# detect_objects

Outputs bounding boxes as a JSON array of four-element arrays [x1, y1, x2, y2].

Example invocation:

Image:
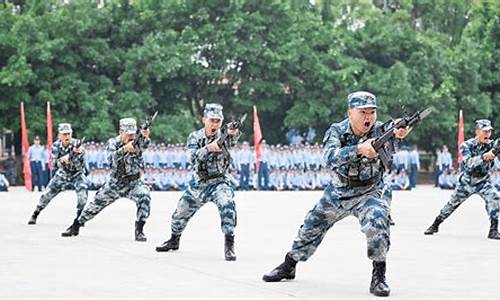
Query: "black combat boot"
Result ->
[[262, 253, 297, 282], [370, 261, 391, 297], [156, 234, 181, 252], [28, 210, 40, 225], [76, 209, 85, 227], [224, 234, 236, 261], [61, 219, 82, 237], [135, 221, 147, 242], [424, 216, 444, 235], [488, 219, 500, 240]]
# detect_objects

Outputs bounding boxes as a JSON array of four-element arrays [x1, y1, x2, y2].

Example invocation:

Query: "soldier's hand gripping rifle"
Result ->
[[216, 113, 247, 151], [64, 137, 85, 172], [130, 111, 158, 153], [371, 107, 433, 170], [119, 112, 158, 161], [485, 138, 500, 157]]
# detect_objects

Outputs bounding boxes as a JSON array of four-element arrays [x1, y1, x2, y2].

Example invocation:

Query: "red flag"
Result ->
[[457, 109, 464, 165], [46, 102, 53, 169], [20, 102, 32, 191], [253, 106, 263, 173]]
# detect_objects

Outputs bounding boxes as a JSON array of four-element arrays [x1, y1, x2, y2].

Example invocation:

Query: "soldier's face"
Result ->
[[120, 131, 136, 143], [476, 129, 492, 143], [59, 133, 72, 146], [348, 108, 377, 136], [203, 117, 222, 137]]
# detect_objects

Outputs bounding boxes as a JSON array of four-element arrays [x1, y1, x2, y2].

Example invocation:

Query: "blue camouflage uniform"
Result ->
[[436, 133, 499, 222], [425, 119, 500, 240], [29, 123, 89, 221], [77, 118, 151, 225], [287, 92, 397, 263], [168, 104, 240, 237]]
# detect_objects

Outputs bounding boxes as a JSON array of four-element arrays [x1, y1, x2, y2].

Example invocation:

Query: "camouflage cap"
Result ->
[[204, 103, 224, 120], [58, 123, 72, 134], [475, 119, 493, 130], [119, 118, 137, 134], [347, 91, 377, 109]]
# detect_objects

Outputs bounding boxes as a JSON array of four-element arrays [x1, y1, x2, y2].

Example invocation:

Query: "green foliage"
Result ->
[[0, 0, 498, 154]]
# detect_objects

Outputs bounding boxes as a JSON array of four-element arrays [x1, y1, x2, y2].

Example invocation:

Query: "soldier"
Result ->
[[424, 119, 500, 240], [27, 124, 88, 225], [262, 91, 410, 297], [155, 103, 240, 261], [60, 118, 151, 241]]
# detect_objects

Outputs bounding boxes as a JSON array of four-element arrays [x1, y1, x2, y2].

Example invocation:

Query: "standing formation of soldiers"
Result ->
[[26, 94, 500, 297]]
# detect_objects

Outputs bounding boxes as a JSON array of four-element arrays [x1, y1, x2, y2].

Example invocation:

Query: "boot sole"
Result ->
[[225, 257, 237, 261], [155, 247, 179, 252], [262, 275, 295, 282]]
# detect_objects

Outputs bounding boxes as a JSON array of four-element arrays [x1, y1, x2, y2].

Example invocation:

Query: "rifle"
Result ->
[[118, 111, 158, 162], [217, 113, 247, 151], [486, 138, 500, 157], [64, 137, 85, 173], [368, 107, 432, 170]]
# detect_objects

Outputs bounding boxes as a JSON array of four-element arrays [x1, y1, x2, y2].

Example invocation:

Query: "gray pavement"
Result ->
[[1, 186, 499, 299]]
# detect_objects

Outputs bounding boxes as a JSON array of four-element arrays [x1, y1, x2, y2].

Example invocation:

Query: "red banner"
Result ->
[[253, 106, 263, 173], [47, 102, 53, 169], [457, 109, 464, 165], [20, 102, 32, 191]]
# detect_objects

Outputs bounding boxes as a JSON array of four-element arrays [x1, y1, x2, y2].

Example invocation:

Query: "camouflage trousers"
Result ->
[[170, 179, 236, 236], [78, 178, 151, 224], [289, 184, 390, 262], [438, 178, 499, 221], [35, 173, 88, 215]]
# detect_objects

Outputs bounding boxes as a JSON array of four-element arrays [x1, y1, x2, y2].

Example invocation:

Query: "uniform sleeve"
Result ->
[[186, 132, 208, 165], [461, 142, 484, 171], [51, 144, 62, 170], [107, 139, 125, 167], [322, 125, 358, 169]]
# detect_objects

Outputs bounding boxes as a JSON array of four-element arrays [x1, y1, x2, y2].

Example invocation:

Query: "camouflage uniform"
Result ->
[[170, 112, 239, 236], [29, 123, 88, 223], [425, 119, 500, 239], [62, 118, 151, 241], [157, 103, 240, 260], [78, 134, 151, 224], [437, 138, 499, 221], [289, 117, 395, 262], [263, 91, 396, 296]]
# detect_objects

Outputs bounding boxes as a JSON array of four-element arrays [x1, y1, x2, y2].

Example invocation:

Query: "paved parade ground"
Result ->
[[1, 186, 499, 299]]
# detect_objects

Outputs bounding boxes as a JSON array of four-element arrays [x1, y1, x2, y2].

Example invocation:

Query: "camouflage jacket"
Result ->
[[107, 135, 150, 182], [459, 138, 496, 184], [51, 139, 86, 178], [186, 128, 240, 182], [323, 119, 398, 198]]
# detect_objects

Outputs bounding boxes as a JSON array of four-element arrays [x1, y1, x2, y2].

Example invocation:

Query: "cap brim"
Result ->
[[480, 126, 493, 131], [355, 105, 377, 109], [59, 130, 72, 134], [124, 129, 137, 134], [205, 113, 223, 119]]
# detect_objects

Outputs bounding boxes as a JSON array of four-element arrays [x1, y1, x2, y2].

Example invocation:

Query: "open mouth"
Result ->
[[211, 128, 217, 134], [364, 121, 371, 129]]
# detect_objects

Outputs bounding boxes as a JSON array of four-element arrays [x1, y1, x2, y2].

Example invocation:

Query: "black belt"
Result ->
[[339, 175, 381, 187]]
